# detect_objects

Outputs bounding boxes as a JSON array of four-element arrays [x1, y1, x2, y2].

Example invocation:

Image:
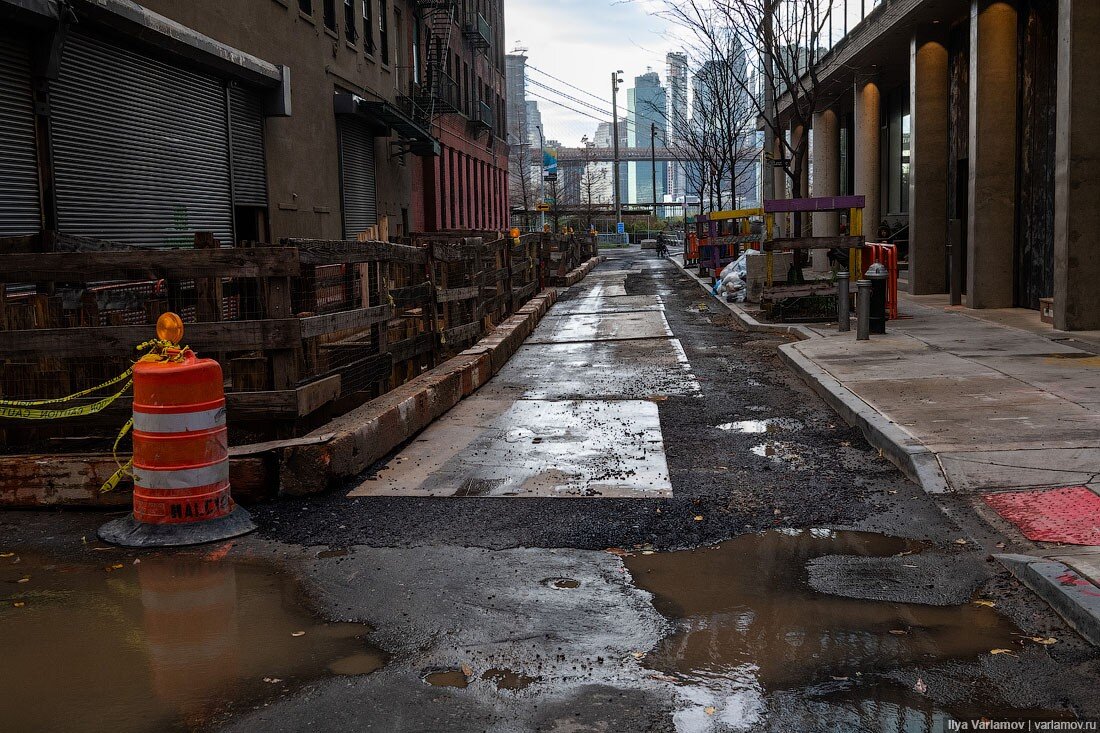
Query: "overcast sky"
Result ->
[[505, 0, 679, 146]]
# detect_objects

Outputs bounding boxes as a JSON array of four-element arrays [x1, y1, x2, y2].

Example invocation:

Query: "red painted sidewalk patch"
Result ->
[[983, 486, 1100, 545]]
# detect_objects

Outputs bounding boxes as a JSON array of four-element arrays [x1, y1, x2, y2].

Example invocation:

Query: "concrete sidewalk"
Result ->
[[671, 253, 1100, 645]]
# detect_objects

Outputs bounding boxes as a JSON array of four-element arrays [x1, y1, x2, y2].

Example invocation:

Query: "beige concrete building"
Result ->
[[790, 0, 1098, 331]]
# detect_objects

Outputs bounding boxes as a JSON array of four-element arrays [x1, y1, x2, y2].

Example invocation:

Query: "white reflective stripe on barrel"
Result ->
[[132, 406, 226, 434], [133, 461, 230, 490]]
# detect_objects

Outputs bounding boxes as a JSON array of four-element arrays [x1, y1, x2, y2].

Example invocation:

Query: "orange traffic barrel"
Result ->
[[99, 349, 255, 547]]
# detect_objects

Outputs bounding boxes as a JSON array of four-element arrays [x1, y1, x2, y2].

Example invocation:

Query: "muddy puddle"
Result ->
[[624, 529, 1062, 730], [0, 549, 384, 733]]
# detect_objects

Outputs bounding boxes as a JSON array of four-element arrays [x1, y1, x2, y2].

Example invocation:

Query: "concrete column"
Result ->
[[909, 32, 950, 294], [811, 108, 840, 271], [967, 0, 1017, 308], [853, 76, 881, 238], [1054, 0, 1100, 329]]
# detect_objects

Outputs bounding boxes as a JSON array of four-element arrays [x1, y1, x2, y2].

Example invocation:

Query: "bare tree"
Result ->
[[577, 144, 610, 231], [508, 142, 536, 230], [653, 0, 834, 222]]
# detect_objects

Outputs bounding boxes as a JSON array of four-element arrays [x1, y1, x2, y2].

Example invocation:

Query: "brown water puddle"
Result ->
[[0, 549, 384, 733], [623, 530, 1060, 729]]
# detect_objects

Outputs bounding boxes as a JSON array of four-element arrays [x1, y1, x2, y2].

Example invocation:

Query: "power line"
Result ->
[[526, 64, 614, 107], [526, 76, 615, 119]]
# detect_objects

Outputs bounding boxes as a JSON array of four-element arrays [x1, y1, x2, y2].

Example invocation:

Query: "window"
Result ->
[[323, 0, 336, 31], [412, 13, 421, 84], [344, 0, 358, 42], [298, 0, 312, 14], [362, 0, 374, 54], [378, 0, 389, 65]]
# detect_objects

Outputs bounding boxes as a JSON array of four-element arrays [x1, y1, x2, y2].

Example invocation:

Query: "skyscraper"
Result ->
[[665, 53, 689, 201], [627, 70, 667, 208]]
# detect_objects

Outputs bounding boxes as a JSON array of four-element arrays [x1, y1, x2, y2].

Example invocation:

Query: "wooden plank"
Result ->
[[0, 247, 301, 281], [262, 274, 298, 390], [442, 321, 482, 344], [0, 319, 301, 357], [764, 236, 865, 251], [512, 281, 538, 302], [300, 304, 393, 339], [284, 239, 427, 265], [227, 377, 340, 419], [297, 374, 341, 416], [193, 232, 224, 323], [389, 332, 435, 362], [761, 282, 839, 299], [709, 207, 763, 221], [390, 282, 432, 307], [436, 286, 480, 304], [763, 196, 866, 213], [0, 234, 41, 253]]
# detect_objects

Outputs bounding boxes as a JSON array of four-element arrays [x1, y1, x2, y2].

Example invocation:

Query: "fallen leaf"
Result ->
[[291, 631, 306, 637], [461, 664, 473, 677], [641, 550, 655, 555], [954, 539, 968, 545], [1027, 637, 1058, 646], [704, 706, 716, 716], [889, 629, 908, 636], [990, 649, 1016, 656], [693, 515, 704, 522], [16, 577, 29, 584], [631, 651, 646, 660], [12, 601, 25, 608], [973, 599, 996, 608], [0, 552, 15, 558], [914, 677, 927, 694], [262, 677, 282, 684], [605, 547, 630, 557]]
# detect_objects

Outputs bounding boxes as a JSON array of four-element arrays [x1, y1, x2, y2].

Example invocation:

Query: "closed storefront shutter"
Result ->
[[229, 83, 267, 207], [51, 32, 233, 247], [0, 36, 41, 237], [338, 116, 378, 238]]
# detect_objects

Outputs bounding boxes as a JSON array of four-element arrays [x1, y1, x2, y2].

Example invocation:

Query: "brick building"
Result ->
[[0, 0, 507, 244]]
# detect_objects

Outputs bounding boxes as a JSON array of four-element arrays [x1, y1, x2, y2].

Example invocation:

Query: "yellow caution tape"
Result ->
[[100, 417, 134, 494], [0, 368, 134, 407], [0, 379, 133, 420]]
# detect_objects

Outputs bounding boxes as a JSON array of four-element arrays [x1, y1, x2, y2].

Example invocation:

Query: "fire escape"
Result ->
[[400, 0, 461, 128]]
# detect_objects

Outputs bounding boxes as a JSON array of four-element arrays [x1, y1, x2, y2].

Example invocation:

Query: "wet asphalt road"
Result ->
[[4, 247, 1100, 732]]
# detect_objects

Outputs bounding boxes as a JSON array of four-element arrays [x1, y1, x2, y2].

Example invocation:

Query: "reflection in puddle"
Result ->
[[750, 441, 805, 467], [716, 418, 803, 434], [624, 530, 1042, 732], [0, 550, 384, 733], [542, 577, 581, 589]]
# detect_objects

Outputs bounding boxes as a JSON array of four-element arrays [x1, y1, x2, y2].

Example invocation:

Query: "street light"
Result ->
[[535, 123, 546, 232], [611, 70, 624, 235]]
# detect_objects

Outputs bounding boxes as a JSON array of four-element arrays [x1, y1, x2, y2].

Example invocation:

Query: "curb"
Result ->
[[995, 554, 1100, 646], [669, 254, 949, 492]]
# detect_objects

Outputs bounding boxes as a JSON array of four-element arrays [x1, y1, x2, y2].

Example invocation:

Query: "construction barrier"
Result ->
[[99, 314, 255, 547]]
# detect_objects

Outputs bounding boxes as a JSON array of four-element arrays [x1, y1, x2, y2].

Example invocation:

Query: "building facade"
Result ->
[[665, 52, 689, 201], [793, 0, 1099, 331], [0, 0, 508, 246]]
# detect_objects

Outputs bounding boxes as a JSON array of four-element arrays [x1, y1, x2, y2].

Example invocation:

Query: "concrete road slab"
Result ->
[[478, 338, 699, 400], [527, 310, 673, 344], [349, 399, 672, 498], [547, 294, 665, 316], [938, 448, 1100, 491]]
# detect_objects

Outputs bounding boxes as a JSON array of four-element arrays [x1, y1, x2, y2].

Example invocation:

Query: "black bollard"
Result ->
[[866, 262, 888, 334]]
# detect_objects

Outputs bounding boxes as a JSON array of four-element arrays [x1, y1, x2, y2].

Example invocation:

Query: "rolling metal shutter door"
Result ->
[[339, 117, 377, 238], [229, 84, 267, 207], [0, 37, 41, 237], [51, 32, 233, 247]]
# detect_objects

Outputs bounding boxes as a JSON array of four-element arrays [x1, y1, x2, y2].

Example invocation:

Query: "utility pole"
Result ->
[[650, 121, 658, 230], [611, 70, 623, 233], [535, 123, 546, 231], [762, 0, 780, 235]]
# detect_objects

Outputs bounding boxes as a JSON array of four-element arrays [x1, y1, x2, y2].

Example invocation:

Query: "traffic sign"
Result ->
[[536, 203, 551, 212], [616, 222, 625, 234]]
